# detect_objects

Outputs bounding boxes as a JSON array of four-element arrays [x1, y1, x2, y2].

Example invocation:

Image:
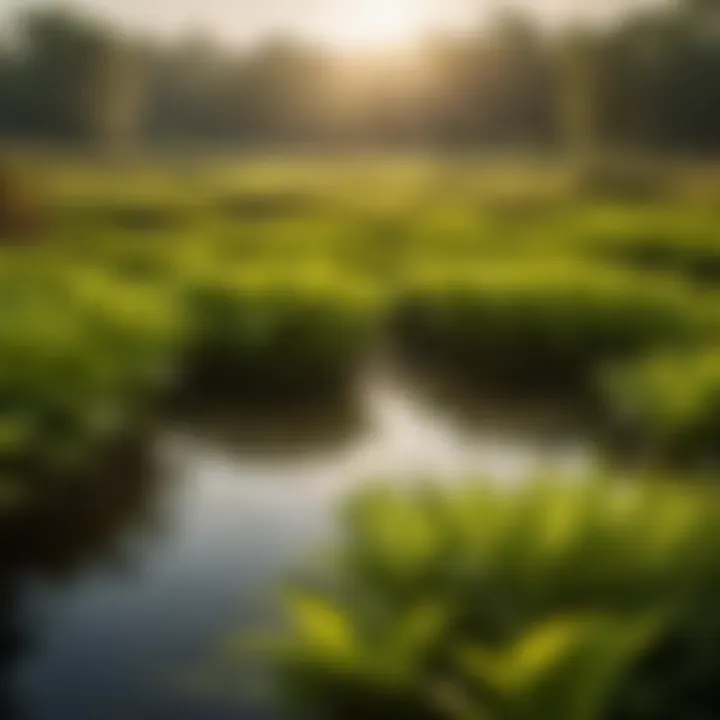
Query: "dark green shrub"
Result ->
[[182, 263, 384, 397], [396, 263, 710, 389]]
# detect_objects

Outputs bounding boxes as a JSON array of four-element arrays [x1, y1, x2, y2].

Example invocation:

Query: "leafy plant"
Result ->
[[397, 263, 710, 388], [603, 348, 720, 464], [182, 262, 384, 396], [0, 259, 183, 480], [270, 479, 720, 719]]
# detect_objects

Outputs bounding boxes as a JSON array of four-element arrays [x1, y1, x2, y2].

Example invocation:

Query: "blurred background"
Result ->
[[0, 0, 717, 155]]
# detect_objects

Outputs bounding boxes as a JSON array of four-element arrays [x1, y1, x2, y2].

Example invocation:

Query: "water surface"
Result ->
[[0, 368, 596, 720]]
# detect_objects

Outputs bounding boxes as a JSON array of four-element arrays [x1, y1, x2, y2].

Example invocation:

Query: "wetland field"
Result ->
[[1, 156, 720, 719]]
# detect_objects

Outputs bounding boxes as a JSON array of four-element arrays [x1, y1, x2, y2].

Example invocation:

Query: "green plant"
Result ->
[[270, 479, 720, 720], [0, 259, 183, 481], [182, 262, 384, 397], [397, 263, 710, 389], [603, 348, 720, 463], [570, 208, 720, 282]]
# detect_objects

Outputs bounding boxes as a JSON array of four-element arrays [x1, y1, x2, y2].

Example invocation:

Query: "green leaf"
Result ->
[[285, 591, 358, 660]]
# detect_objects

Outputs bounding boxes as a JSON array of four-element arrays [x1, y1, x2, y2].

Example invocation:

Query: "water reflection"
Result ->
[[389, 358, 602, 454], [0, 366, 596, 720], [0, 445, 166, 718], [171, 389, 368, 460], [0, 579, 24, 719]]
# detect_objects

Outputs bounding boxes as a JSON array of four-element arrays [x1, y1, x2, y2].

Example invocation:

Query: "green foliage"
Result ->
[[57, 195, 196, 233], [569, 207, 720, 281], [1, 157, 719, 490], [272, 480, 720, 719], [2, 156, 720, 720], [603, 348, 720, 463], [181, 262, 384, 395], [0, 258, 183, 479], [457, 613, 660, 720], [397, 263, 710, 388]]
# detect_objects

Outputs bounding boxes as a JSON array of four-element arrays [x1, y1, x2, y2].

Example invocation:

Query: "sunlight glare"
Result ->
[[318, 0, 437, 50]]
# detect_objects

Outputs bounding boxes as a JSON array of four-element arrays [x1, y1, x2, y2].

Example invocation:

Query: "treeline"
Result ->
[[0, 1, 718, 151]]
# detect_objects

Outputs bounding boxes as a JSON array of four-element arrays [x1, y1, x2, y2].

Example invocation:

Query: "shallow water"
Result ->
[[0, 368, 596, 720]]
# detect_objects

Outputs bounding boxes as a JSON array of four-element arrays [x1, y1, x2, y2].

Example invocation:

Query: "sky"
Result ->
[[0, 0, 664, 48]]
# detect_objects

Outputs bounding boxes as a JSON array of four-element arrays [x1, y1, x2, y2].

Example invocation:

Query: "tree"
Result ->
[[558, 30, 604, 157], [17, 8, 145, 149]]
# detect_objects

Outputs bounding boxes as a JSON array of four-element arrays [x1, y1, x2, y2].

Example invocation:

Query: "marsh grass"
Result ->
[[1, 157, 719, 488], [181, 263, 385, 398], [2, 156, 720, 719], [214, 189, 332, 222], [395, 262, 712, 391], [0, 259, 183, 480]]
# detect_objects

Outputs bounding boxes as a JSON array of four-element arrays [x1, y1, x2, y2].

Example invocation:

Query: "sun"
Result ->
[[317, 0, 435, 50]]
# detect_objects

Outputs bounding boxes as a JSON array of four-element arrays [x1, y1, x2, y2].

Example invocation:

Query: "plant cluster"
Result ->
[[272, 479, 720, 720]]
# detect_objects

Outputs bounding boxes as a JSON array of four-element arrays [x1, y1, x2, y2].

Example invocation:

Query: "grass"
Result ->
[[181, 262, 384, 396], [0, 155, 719, 485], [396, 262, 714, 389], [566, 207, 720, 282]]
